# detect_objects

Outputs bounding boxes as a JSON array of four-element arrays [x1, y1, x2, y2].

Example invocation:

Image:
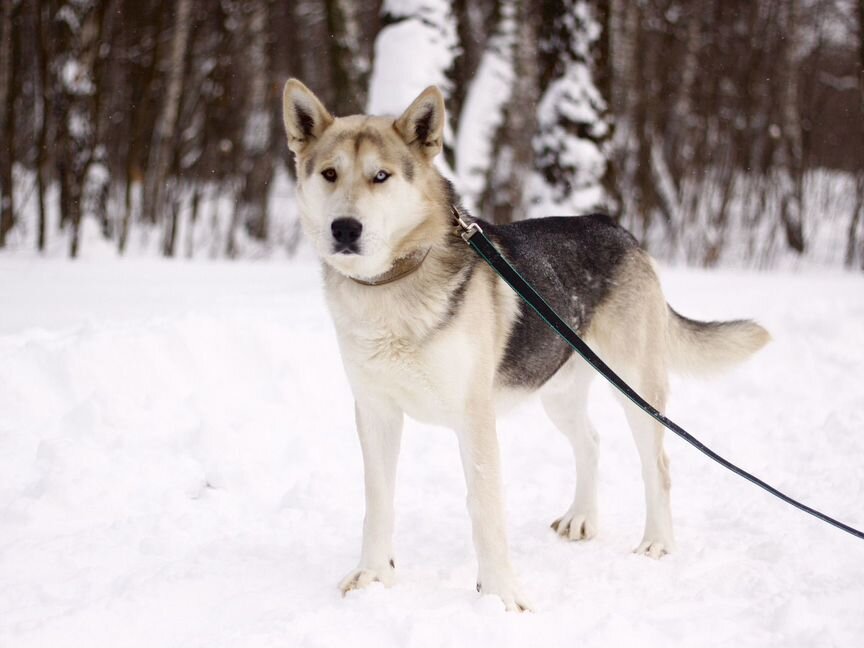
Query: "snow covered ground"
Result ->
[[1, 258, 862, 647]]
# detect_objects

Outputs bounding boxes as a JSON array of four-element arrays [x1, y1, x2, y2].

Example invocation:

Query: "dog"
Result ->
[[281, 79, 770, 611]]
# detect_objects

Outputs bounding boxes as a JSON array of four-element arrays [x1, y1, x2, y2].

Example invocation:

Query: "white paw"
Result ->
[[634, 539, 673, 559], [338, 560, 396, 596], [550, 510, 597, 541], [476, 572, 533, 612]]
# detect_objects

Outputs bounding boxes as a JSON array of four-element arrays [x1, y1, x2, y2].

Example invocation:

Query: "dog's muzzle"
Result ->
[[331, 217, 362, 254]]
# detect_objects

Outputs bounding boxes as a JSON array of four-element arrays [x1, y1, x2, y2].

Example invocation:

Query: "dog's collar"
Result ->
[[349, 247, 431, 287]]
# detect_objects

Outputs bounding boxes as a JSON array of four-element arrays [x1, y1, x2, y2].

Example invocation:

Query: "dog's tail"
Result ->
[[666, 307, 770, 375]]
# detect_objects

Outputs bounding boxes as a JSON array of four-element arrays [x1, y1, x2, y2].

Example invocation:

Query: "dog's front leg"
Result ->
[[339, 397, 403, 595], [457, 406, 531, 612]]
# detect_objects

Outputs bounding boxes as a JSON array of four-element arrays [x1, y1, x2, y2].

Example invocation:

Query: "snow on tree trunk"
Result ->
[[52, 0, 107, 258], [527, 0, 611, 217], [367, 0, 458, 174], [455, 0, 517, 215], [472, 0, 538, 224]]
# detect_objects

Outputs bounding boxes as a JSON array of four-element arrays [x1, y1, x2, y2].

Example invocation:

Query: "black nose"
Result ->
[[331, 218, 362, 248]]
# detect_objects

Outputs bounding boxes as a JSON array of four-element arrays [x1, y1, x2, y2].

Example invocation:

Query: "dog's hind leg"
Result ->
[[541, 360, 599, 541], [339, 397, 403, 595], [613, 363, 675, 558]]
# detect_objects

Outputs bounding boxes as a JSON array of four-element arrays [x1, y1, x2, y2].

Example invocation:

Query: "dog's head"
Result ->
[[282, 79, 448, 279]]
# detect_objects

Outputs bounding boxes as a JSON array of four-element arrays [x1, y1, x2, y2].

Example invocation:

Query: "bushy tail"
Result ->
[[666, 307, 771, 375]]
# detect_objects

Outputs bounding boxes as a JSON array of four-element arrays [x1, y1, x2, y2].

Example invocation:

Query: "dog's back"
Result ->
[[487, 213, 639, 389], [485, 213, 769, 393]]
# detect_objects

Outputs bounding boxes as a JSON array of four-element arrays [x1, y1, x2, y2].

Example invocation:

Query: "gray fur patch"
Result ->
[[486, 214, 639, 389], [436, 263, 476, 331], [304, 155, 315, 178], [354, 130, 384, 153], [402, 158, 415, 182]]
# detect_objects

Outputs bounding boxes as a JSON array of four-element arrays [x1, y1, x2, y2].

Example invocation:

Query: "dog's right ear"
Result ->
[[282, 79, 334, 154]]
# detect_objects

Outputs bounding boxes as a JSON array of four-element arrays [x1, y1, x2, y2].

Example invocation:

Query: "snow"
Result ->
[[528, 0, 610, 216], [366, 1, 458, 116], [1, 258, 863, 647], [366, 0, 458, 181]]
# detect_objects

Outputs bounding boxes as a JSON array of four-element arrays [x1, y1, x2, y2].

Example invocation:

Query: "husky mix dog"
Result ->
[[282, 79, 770, 611]]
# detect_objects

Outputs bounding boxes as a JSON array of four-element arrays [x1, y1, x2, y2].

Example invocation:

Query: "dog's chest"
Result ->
[[328, 290, 474, 426]]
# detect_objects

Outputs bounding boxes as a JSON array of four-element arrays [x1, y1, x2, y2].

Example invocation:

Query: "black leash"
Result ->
[[454, 212, 864, 542]]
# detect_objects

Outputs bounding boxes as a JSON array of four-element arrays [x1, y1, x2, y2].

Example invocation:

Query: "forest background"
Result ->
[[0, 0, 862, 269]]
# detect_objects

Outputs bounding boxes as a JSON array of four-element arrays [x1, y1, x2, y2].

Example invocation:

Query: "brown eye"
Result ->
[[321, 168, 338, 182], [373, 170, 391, 184]]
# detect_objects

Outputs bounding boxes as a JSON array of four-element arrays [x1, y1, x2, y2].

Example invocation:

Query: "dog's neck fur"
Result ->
[[322, 191, 479, 343]]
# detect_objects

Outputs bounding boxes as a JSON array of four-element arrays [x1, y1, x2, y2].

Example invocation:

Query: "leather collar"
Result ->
[[349, 247, 431, 286]]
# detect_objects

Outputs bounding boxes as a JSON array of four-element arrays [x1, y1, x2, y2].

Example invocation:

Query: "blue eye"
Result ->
[[373, 170, 391, 183]]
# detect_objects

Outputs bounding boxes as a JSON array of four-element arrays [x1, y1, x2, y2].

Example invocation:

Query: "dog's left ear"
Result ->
[[394, 86, 446, 159], [282, 79, 334, 154]]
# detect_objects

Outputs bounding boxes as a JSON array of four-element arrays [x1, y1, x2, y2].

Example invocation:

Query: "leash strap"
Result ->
[[457, 217, 864, 542]]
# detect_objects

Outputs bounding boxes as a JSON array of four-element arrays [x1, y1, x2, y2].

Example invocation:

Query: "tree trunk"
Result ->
[[854, 0, 864, 269], [846, 174, 863, 268], [141, 0, 192, 229], [483, 0, 537, 224], [778, 0, 805, 254], [118, 6, 164, 255], [230, 0, 274, 250], [185, 185, 200, 258], [325, 0, 368, 115], [34, 1, 49, 252], [0, 0, 19, 247], [529, 0, 613, 217]]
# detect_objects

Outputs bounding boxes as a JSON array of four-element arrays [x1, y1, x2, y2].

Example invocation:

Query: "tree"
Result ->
[[529, 0, 612, 217], [52, 0, 112, 258], [228, 0, 274, 256], [847, 0, 864, 268], [0, 0, 21, 247], [33, 1, 50, 252], [455, 0, 517, 216], [140, 0, 192, 253], [477, 0, 538, 224]]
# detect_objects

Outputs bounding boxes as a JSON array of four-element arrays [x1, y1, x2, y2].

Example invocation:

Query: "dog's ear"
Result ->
[[282, 79, 334, 154], [394, 86, 446, 159]]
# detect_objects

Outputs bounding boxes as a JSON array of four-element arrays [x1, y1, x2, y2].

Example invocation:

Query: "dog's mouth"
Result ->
[[333, 242, 360, 255]]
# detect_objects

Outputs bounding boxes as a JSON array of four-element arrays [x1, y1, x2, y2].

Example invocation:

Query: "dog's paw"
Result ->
[[633, 539, 673, 559], [550, 510, 597, 541], [338, 561, 395, 596], [476, 573, 533, 612]]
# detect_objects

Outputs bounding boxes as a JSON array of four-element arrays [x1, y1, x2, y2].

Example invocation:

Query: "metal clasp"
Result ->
[[452, 207, 483, 243]]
